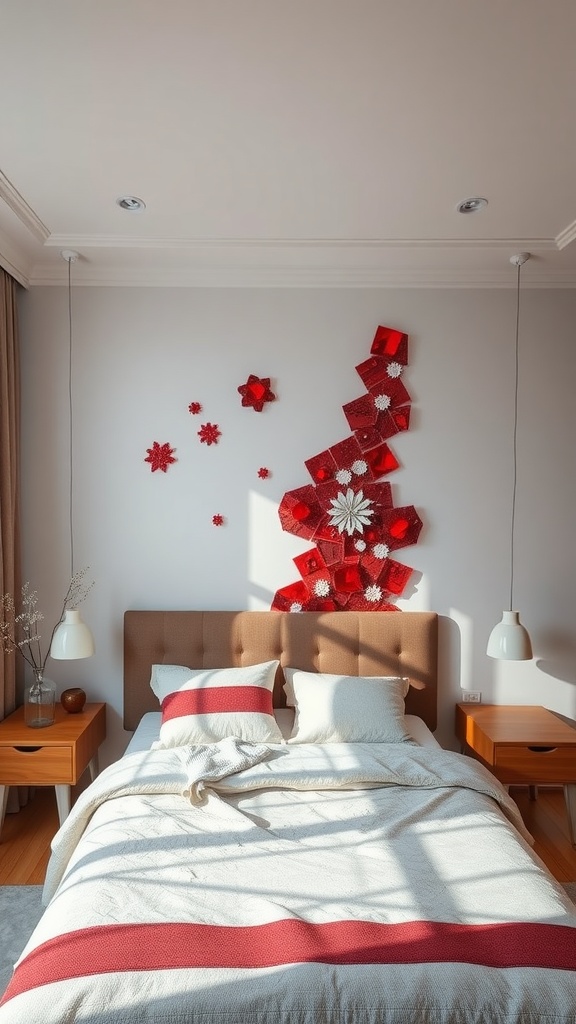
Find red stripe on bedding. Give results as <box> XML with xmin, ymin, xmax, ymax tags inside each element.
<box><xmin>161</xmin><ymin>685</ymin><xmax>274</xmax><ymax>721</ymax></box>
<box><xmin>3</xmin><ymin>919</ymin><xmax>576</xmax><ymax>1003</ymax></box>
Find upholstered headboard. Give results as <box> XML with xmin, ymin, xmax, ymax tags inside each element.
<box><xmin>123</xmin><ymin>610</ymin><xmax>438</xmax><ymax>732</ymax></box>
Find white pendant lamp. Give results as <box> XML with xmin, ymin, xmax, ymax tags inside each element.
<box><xmin>50</xmin><ymin>251</ymin><xmax>95</xmax><ymax>661</ymax></box>
<box><xmin>486</xmin><ymin>610</ymin><xmax>532</xmax><ymax>661</ymax></box>
<box><xmin>487</xmin><ymin>253</ymin><xmax>533</xmax><ymax>661</ymax></box>
<box><xmin>50</xmin><ymin>608</ymin><xmax>94</xmax><ymax>659</ymax></box>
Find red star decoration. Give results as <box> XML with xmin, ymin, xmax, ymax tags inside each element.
<box><xmin>212</xmin><ymin>514</ymin><xmax>225</xmax><ymax>526</ymax></box>
<box><xmin>198</xmin><ymin>422</ymin><xmax>221</xmax><ymax>445</ymax></box>
<box><xmin>144</xmin><ymin>441</ymin><xmax>176</xmax><ymax>473</ymax></box>
<box><xmin>188</xmin><ymin>401</ymin><xmax>202</xmax><ymax>415</ymax></box>
<box><xmin>238</xmin><ymin>374</ymin><xmax>276</xmax><ymax>412</ymax></box>
<box><xmin>258</xmin><ymin>467</ymin><xmax>270</xmax><ymax>479</ymax></box>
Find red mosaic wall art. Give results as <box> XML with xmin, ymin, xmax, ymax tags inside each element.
<box><xmin>272</xmin><ymin>326</ymin><xmax>422</xmax><ymax>613</ymax></box>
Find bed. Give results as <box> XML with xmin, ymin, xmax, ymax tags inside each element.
<box><xmin>1</xmin><ymin>609</ymin><xmax>576</xmax><ymax>1023</ymax></box>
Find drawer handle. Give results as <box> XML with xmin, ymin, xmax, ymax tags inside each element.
<box><xmin>527</xmin><ymin>746</ymin><xmax>557</xmax><ymax>753</ymax></box>
<box><xmin>13</xmin><ymin>746</ymin><xmax>42</xmax><ymax>753</ymax></box>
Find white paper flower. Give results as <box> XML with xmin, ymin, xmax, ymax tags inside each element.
<box><xmin>387</xmin><ymin>361</ymin><xmax>403</xmax><ymax>379</ymax></box>
<box><xmin>354</xmin><ymin>539</ymin><xmax>367</xmax><ymax>552</ymax></box>
<box><xmin>372</xmin><ymin>543</ymin><xmax>390</xmax><ymax>560</ymax></box>
<box><xmin>351</xmin><ymin>459</ymin><xmax>368</xmax><ymax>476</ymax></box>
<box><xmin>335</xmin><ymin>468</ymin><xmax>352</xmax><ymax>485</ymax></box>
<box><xmin>313</xmin><ymin>579</ymin><xmax>330</xmax><ymax>598</ymax></box>
<box><xmin>289</xmin><ymin>602</ymin><xmax>303</xmax><ymax>613</ymax></box>
<box><xmin>328</xmin><ymin>488</ymin><xmax>374</xmax><ymax>536</ymax></box>
<box><xmin>374</xmin><ymin>393</ymin><xmax>391</xmax><ymax>411</ymax></box>
<box><xmin>365</xmin><ymin>585</ymin><xmax>383</xmax><ymax>603</ymax></box>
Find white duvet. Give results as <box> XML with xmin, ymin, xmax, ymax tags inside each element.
<box><xmin>1</xmin><ymin>739</ymin><xmax>576</xmax><ymax>1024</ymax></box>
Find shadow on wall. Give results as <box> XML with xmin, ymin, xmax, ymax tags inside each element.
<box><xmin>435</xmin><ymin>614</ymin><xmax>462</xmax><ymax>751</ymax></box>
<box><xmin>536</xmin><ymin>627</ymin><xmax>576</xmax><ymax>721</ymax></box>
<box><xmin>537</xmin><ymin>629</ymin><xmax>576</xmax><ymax>680</ymax></box>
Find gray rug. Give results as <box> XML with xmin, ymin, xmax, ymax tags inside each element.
<box><xmin>1</xmin><ymin>883</ymin><xmax>576</xmax><ymax>997</ymax></box>
<box><xmin>1</xmin><ymin>886</ymin><xmax>44</xmax><ymax>996</ymax></box>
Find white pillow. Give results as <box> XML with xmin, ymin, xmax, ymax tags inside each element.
<box><xmin>150</xmin><ymin>661</ymin><xmax>283</xmax><ymax>747</ymax></box>
<box><xmin>283</xmin><ymin>669</ymin><xmax>411</xmax><ymax>744</ymax></box>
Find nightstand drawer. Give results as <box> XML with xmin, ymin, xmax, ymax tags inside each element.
<box><xmin>494</xmin><ymin>744</ymin><xmax>576</xmax><ymax>783</ymax></box>
<box><xmin>0</xmin><ymin>745</ymin><xmax>73</xmax><ymax>784</ymax></box>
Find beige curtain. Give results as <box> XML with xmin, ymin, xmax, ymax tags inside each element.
<box><xmin>0</xmin><ymin>267</ymin><xmax>27</xmax><ymax>812</ymax></box>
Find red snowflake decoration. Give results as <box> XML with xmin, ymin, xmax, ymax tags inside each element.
<box><xmin>212</xmin><ymin>514</ymin><xmax>225</xmax><ymax>526</ymax></box>
<box><xmin>188</xmin><ymin>401</ymin><xmax>202</xmax><ymax>415</ymax></box>
<box><xmin>238</xmin><ymin>374</ymin><xmax>276</xmax><ymax>412</ymax></box>
<box><xmin>144</xmin><ymin>441</ymin><xmax>176</xmax><ymax>473</ymax></box>
<box><xmin>258</xmin><ymin>467</ymin><xmax>270</xmax><ymax>479</ymax></box>
<box><xmin>198</xmin><ymin>422</ymin><xmax>221</xmax><ymax>445</ymax></box>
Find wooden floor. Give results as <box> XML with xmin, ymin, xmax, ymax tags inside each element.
<box><xmin>1</xmin><ymin>784</ymin><xmax>575</xmax><ymax>885</ymax></box>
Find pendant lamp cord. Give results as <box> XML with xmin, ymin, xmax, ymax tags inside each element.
<box><xmin>509</xmin><ymin>259</ymin><xmax>521</xmax><ymax>612</ymax></box>
<box><xmin>66</xmin><ymin>255</ymin><xmax>75</xmax><ymax>579</ymax></box>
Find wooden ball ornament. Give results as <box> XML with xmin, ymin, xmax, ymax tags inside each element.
<box><xmin>60</xmin><ymin>687</ymin><xmax>86</xmax><ymax>714</ymax></box>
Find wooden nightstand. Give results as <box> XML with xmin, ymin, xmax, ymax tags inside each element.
<box><xmin>0</xmin><ymin>702</ymin><xmax>106</xmax><ymax>836</ymax></box>
<box><xmin>455</xmin><ymin>703</ymin><xmax>576</xmax><ymax>845</ymax></box>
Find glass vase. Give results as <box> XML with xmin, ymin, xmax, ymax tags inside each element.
<box><xmin>25</xmin><ymin>671</ymin><xmax>56</xmax><ymax>728</ymax></box>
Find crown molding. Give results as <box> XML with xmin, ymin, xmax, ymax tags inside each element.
<box><xmin>45</xmin><ymin>234</ymin><xmax>559</xmax><ymax>252</ymax></box>
<box><xmin>0</xmin><ymin>227</ymin><xmax>570</xmax><ymax>289</ymax></box>
<box><xmin>34</xmin><ymin>234</ymin><xmax>574</xmax><ymax>286</ymax></box>
<box><xmin>28</xmin><ymin>262</ymin><xmax>576</xmax><ymax>289</ymax></box>
<box><xmin>0</xmin><ymin>229</ymin><xmax>30</xmax><ymax>287</ymax></box>
<box><xmin>0</xmin><ymin>170</ymin><xmax>49</xmax><ymax>244</ymax></box>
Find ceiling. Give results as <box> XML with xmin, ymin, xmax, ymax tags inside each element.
<box><xmin>2</xmin><ymin>0</ymin><xmax>576</xmax><ymax>288</ymax></box>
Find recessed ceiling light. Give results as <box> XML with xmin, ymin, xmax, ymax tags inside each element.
<box><xmin>456</xmin><ymin>197</ymin><xmax>488</xmax><ymax>214</ymax></box>
<box><xmin>116</xmin><ymin>195</ymin><xmax>146</xmax><ymax>212</ymax></box>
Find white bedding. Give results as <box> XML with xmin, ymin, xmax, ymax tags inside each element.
<box><xmin>123</xmin><ymin>709</ymin><xmax>442</xmax><ymax>754</ymax></box>
<box><xmin>1</xmin><ymin>734</ymin><xmax>576</xmax><ymax>1024</ymax></box>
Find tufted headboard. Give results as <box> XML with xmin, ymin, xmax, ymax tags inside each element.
<box><xmin>123</xmin><ymin>610</ymin><xmax>438</xmax><ymax>732</ymax></box>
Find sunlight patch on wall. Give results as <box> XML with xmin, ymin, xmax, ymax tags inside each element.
<box><xmin>449</xmin><ymin>608</ymin><xmax>473</xmax><ymax>691</ymax></box>
<box><xmin>493</xmin><ymin>659</ymin><xmax>540</xmax><ymax>705</ymax></box>
<box><xmin>248</xmin><ymin>490</ymin><xmax>304</xmax><ymax>610</ymax></box>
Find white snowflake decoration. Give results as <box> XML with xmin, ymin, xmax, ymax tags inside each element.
<box><xmin>372</xmin><ymin>542</ymin><xmax>390</xmax><ymax>560</ymax></box>
<box><xmin>374</xmin><ymin>393</ymin><xmax>391</xmax><ymax>411</ymax></box>
<box><xmin>365</xmin><ymin>585</ymin><xmax>383</xmax><ymax>603</ymax></box>
<box><xmin>354</xmin><ymin>539</ymin><xmax>367</xmax><ymax>552</ymax></box>
<box><xmin>387</xmin><ymin>361</ymin><xmax>403</xmax><ymax>379</ymax></box>
<box><xmin>328</xmin><ymin>488</ymin><xmax>374</xmax><ymax>536</ymax></box>
<box><xmin>289</xmin><ymin>602</ymin><xmax>303</xmax><ymax>613</ymax></box>
<box><xmin>351</xmin><ymin>459</ymin><xmax>368</xmax><ymax>476</ymax></box>
<box><xmin>313</xmin><ymin>579</ymin><xmax>330</xmax><ymax>598</ymax></box>
<box><xmin>335</xmin><ymin>468</ymin><xmax>352</xmax><ymax>485</ymax></box>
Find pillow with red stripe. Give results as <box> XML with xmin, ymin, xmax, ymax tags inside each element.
<box><xmin>150</xmin><ymin>661</ymin><xmax>283</xmax><ymax>747</ymax></box>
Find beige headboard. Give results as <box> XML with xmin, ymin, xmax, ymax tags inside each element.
<box><xmin>123</xmin><ymin>610</ymin><xmax>438</xmax><ymax>733</ymax></box>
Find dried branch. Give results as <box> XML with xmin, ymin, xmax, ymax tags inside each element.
<box><xmin>0</xmin><ymin>569</ymin><xmax>95</xmax><ymax>675</ymax></box>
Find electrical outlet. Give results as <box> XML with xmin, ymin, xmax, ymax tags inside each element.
<box><xmin>462</xmin><ymin>691</ymin><xmax>482</xmax><ymax>703</ymax></box>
